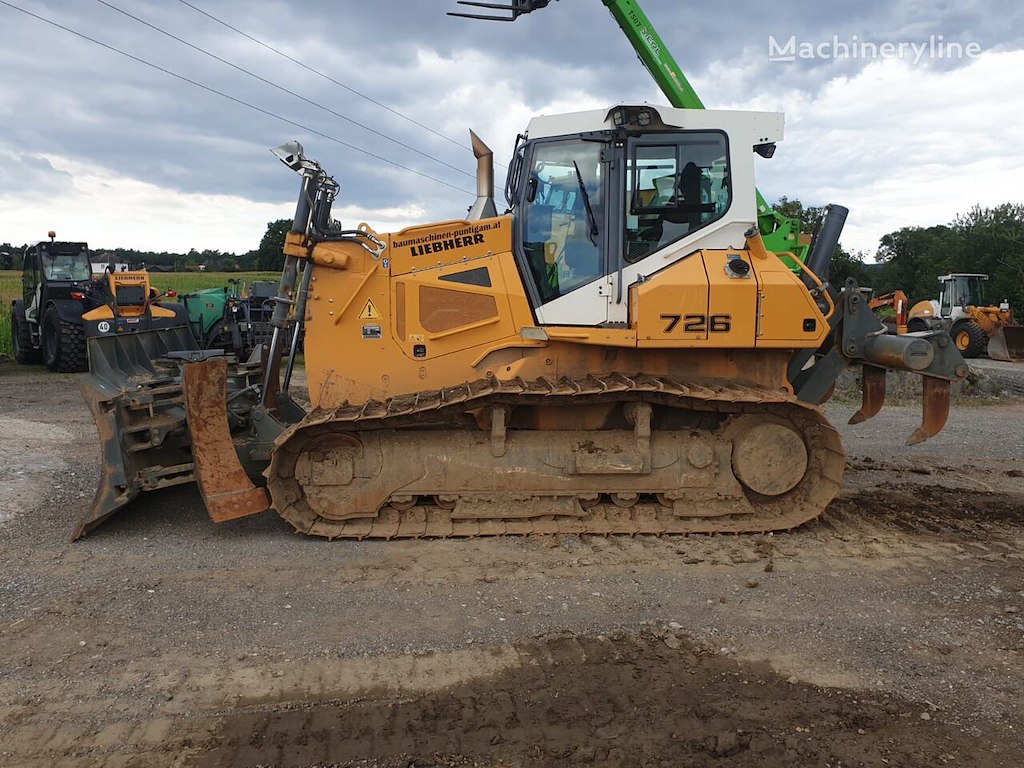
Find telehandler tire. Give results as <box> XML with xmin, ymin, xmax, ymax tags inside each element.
<box><xmin>41</xmin><ymin>307</ymin><xmax>88</xmax><ymax>373</ymax></box>
<box><xmin>11</xmin><ymin>310</ymin><xmax>42</xmax><ymax>364</ymax></box>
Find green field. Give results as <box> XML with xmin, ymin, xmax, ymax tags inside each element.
<box><xmin>0</xmin><ymin>271</ymin><xmax>281</xmax><ymax>356</ymax></box>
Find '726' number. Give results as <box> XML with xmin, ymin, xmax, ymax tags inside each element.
<box><xmin>660</xmin><ymin>313</ymin><xmax>732</xmax><ymax>334</ymax></box>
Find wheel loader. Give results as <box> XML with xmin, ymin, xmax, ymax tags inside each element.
<box><xmin>75</xmin><ymin>2</ymin><xmax>968</xmax><ymax>540</ymax></box>
<box><xmin>906</xmin><ymin>274</ymin><xmax>1024</xmax><ymax>361</ymax></box>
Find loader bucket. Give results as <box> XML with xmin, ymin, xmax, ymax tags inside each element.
<box><xmin>986</xmin><ymin>325</ymin><xmax>1024</xmax><ymax>362</ymax></box>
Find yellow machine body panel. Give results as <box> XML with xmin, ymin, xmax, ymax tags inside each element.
<box><xmin>302</xmin><ymin>217</ymin><xmax>831</xmax><ymax>410</ymax></box>
<box><xmin>629</xmin><ymin>248</ymin><xmax>829</xmax><ymax>351</ymax></box>
<box><xmin>304</xmin><ymin>218</ymin><xmax>537</xmax><ymax>407</ymax></box>
<box><xmin>748</xmin><ymin>252</ymin><xmax>833</xmax><ymax>347</ymax></box>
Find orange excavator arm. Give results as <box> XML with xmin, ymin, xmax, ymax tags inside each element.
<box><xmin>869</xmin><ymin>290</ymin><xmax>910</xmax><ymax>334</ymax></box>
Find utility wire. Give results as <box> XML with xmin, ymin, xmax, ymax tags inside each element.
<box><xmin>0</xmin><ymin>0</ymin><xmax>472</xmax><ymax>195</ymax></box>
<box><xmin>175</xmin><ymin>0</ymin><xmax>475</xmax><ymax>155</ymax></box>
<box><xmin>95</xmin><ymin>0</ymin><xmax>474</xmax><ymax>181</ymax></box>
<box><xmin>175</xmin><ymin>0</ymin><xmax>507</xmax><ymax>171</ymax></box>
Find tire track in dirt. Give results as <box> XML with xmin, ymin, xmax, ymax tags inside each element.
<box><xmin>187</xmin><ymin>632</ymin><xmax>1009</xmax><ymax>768</ymax></box>
<box><xmin>7</xmin><ymin>632</ymin><xmax>1004</xmax><ymax>767</ymax></box>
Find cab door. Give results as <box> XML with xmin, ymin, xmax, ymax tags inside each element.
<box><xmin>22</xmin><ymin>247</ymin><xmax>40</xmax><ymax>319</ymax></box>
<box><xmin>516</xmin><ymin>137</ymin><xmax>613</xmax><ymax>326</ymax></box>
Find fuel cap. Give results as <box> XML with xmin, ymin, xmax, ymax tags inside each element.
<box><xmin>726</xmin><ymin>257</ymin><xmax>751</xmax><ymax>278</ymax></box>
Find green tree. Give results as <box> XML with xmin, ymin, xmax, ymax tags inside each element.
<box><xmin>771</xmin><ymin>197</ymin><xmax>869</xmax><ymax>287</ymax></box>
<box><xmin>875</xmin><ymin>225</ymin><xmax>955</xmax><ymax>303</ymax></box>
<box><xmin>951</xmin><ymin>203</ymin><xmax>1024</xmax><ymax>308</ymax></box>
<box><xmin>256</xmin><ymin>219</ymin><xmax>293</xmax><ymax>272</ymax></box>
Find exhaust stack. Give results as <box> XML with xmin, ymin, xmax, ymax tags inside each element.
<box><xmin>805</xmin><ymin>203</ymin><xmax>849</xmax><ymax>287</ymax></box>
<box><xmin>467</xmin><ymin>130</ymin><xmax>497</xmax><ymax>220</ymax></box>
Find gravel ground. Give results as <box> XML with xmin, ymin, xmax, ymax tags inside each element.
<box><xmin>0</xmin><ymin>361</ymin><xmax>1022</xmax><ymax>767</ymax></box>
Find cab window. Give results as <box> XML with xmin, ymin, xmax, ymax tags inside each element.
<box><xmin>42</xmin><ymin>251</ymin><xmax>91</xmax><ymax>281</ymax></box>
<box><xmin>625</xmin><ymin>132</ymin><xmax>730</xmax><ymax>263</ymax></box>
<box><xmin>521</xmin><ymin>140</ymin><xmax>604</xmax><ymax>303</ymax></box>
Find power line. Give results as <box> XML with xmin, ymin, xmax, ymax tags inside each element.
<box><xmin>0</xmin><ymin>0</ymin><xmax>472</xmax><ymax>195</ymax></box>
<box><xmin>175</xmin><ymin>0</ymin><xmax>477</xmax><ymax>156</ymax></box>
<box><xmin>95</xmin><ymin>0</ymin><xmax>474</xmax><ymax>181</ymax></box>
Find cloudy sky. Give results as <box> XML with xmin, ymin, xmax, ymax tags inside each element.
<box><xmin>1</xmin><ymin>0</ymin><xmax>1022</xmax><ymax>258</ymax></box>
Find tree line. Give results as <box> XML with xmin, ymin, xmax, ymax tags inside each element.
<box><xmin>773</xmin><ymin>199</ymin><xmax>1024</xmax><ymax>309</ymax></box>
<box><xmin>0</xmin><ymin>218</ymin><xmax>293</xmax><ymax>273</ymax></box>
<box><xmin>4</xmin><ymin>204</ymin><xmax>1023</xmax><ymax>312</ymax></box>
<box><xmin>873</xmin><ymin>203</ymin><xmax>1024</xmax><ymax>308</ymax></box>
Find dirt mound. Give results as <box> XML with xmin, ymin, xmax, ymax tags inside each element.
<box><xmin>194</xmin><ymin>631</ymin><xmax>1002</xmax><ymax>768</ymax></box>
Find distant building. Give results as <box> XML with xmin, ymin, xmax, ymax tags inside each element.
<box><xmin>90</xmin><ymin>260</ymin><xmax>129</xmax><ymax>277</ymax></box>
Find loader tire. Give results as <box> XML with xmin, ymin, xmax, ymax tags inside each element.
<box><xmin>11</xmin><ymin>309</ymin><xmax>42</xmax><ymax>365</ymax></box>
<box><xmin>41</xmin><ymin>307</ymin><xmax>88</xmax><ymax>372</ymax></box>
<box><xmin>951</xmin><ymin>320</ymin><xmax>987</xmax><ymax>359</ymax></box>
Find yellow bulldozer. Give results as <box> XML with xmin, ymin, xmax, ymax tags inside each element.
<box><xmin>76</xmin><ymin>102</ymin><xmax>968</xmax><ymax>540</ymax></box>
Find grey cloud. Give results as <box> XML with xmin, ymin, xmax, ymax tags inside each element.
<box><xmin>0</xmin><ymin>0</ymin><xmax>1020</xmax><ymax>245</ymax></box>
<box><xmin>0</xmin><ymin>152</ymin><xmax>74</xmax><ymax>198</ymax></box>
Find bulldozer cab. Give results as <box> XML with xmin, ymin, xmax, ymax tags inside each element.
<box><xmin>937</xmin><ymin>273</ymin><xmax>987</xmax><ymax>317</ymax></box>
<box><xmin>512</xmin><ymin>105</ymin><xmax>774</xmax><ymax>326</ymax></box>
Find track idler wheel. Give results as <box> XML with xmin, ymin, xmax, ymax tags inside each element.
<box><xmin>729</xmin><ymin>416</ymin><xmax>809</xmax><ymax>497</ymax></box>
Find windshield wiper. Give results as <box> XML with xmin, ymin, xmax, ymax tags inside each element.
<box><xmin>572</xmin><ymin>161</ymin><xmax>599</xmax><ymax>245</ymax></box>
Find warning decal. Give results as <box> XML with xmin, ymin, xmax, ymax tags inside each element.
<box><xmin>358</xmin><ymin>299</ymin><xmax>382</xmax><ymax>320</ymax></box>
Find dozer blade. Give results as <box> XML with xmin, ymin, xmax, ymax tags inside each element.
<box><xmin>76</xmin><ymin>327</ymin><xmax>201</xmax><ymax>539</ymax></box>
<box><xmin>906</xmin><ymin>376</ymin><xmax>951</xmax><ymax>446</ymax></box>
<box><xmin>986</xmin><ymin>325</ymin><xmax>1024</xmax><ymax>362</ymax></box>
<box><xmin>77</xmin><ymin>327</ymin><xmax>270</xmax><ymax>539</ymax></box>
<box><xmin>848</xmin><ymin>364</ymin><xmax>886</xmax><ymax>425</ymax></box>
<box><xmin>181</xmin><ymin>359</ymin><xmax>270</xmax><ymax>522</ymax></box>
